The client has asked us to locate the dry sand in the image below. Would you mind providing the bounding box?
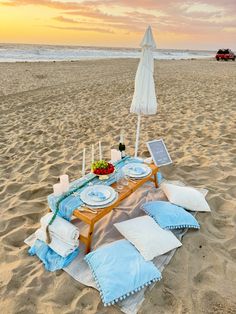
[0,58,236,314]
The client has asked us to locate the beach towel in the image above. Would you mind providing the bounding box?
[40,213,79,246]
[35,229,79,258]
[28,239,79,272]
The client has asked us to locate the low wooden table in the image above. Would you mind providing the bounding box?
[73,164,159,254]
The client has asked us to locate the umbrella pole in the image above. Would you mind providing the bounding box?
[134,115,141,158]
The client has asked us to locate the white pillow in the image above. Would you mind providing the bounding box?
[161,182,211,212]
[114,216,182,261]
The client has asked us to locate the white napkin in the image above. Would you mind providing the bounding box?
[35,229,79,258]
[40,213,79,246]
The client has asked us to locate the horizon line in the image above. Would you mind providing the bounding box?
[0,42,220,52]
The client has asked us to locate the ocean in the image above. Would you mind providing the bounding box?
[0,43,214,62]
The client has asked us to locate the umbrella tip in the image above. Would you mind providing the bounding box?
[140,25,156,48]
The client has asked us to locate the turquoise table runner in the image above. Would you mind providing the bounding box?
[47,157,144,221]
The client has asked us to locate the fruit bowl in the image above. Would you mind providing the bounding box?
[91,160,115,180]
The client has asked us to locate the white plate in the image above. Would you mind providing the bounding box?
[86,185,111,202]
[83,193,119,209]
[122,163,152,178]
[80,185,116,206]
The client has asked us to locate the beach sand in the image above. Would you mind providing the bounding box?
[0,58,236,314]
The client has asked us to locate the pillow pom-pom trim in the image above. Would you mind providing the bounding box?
[142,208,200,230]
[84,255,162,306]
[165,224,200,230]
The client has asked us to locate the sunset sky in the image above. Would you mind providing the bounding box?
[0,0,236,50]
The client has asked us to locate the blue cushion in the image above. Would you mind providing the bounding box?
[84,239,161,306]
[142,201,200,230]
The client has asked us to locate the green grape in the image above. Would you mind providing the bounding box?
[91,160,108,170]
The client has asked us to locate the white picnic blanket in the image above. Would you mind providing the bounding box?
[26,181,204,314]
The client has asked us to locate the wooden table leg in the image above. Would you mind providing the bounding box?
[85,222,95,254]
[154,173,158,188]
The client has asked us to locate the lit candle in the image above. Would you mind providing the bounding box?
[99,141,102,160]
[82,148,86,176]
[91,144,94,164]
[53,183,63,196]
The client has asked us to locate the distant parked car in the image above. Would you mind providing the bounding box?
[215,49,235,61]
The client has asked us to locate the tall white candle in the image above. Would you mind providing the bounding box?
[82,148,86,176]
[91,144,94,164]
[99,141,102,160]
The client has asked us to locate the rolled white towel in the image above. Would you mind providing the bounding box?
[40,213,79,246]
[35,229,79,258]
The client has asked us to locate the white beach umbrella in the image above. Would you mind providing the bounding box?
[130,25,157,157]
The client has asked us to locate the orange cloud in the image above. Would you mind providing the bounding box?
[1,0,89,10]
[53,15,79,24]
[0,0,235,49]
[47,24,114,33]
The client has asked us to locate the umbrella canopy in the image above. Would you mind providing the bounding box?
[130,25,157,115]
[130,26,157,156]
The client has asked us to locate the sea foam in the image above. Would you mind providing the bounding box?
[0,44,214,62]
